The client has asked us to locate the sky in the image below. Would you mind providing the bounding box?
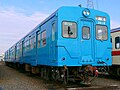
[0,0,120,55]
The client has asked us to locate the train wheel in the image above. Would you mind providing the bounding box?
[41,67,49,80]
[25,64,31,72]
[31,66,39,74]
[46,67,54,80]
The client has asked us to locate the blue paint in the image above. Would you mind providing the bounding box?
[4,6,112,67]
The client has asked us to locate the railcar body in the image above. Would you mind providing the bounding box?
[4,6,112,83]
[111,28,120,76]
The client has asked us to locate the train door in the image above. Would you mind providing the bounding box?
[36,30,40,64]
[79,19,95,63]
[31,34,36,66]
[50,22,56,62]
[20,40,24,64]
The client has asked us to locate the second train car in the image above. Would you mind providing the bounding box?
[4,6,112,83]
[110,27,120,76]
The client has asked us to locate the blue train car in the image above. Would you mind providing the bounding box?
[4,6,112,83]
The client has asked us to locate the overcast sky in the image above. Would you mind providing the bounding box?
[0,0,120,55]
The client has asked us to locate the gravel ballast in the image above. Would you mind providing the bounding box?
[0,62,120,90]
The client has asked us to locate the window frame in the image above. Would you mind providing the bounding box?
[62,21,77,39]
[82,26,90,40]
[96,24,108,41]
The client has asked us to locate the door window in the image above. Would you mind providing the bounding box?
[52,23,55,41]
[82,26,90,39]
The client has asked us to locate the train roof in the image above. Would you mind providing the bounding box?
[24,6,108,37]
[111,27,120,33]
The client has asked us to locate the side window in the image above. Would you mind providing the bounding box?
[24,42,26,52]
[16,44,19,57]
[37,32,41,48]
[42,30,46,47]
[62,21,77,38]
[30,36,36,49]
[26,40,29,51]
[30,37,33,49]
[20,43,22,53]
[18,43,20,54]
[9,50,11,59]
[23,42,25,52]
[115,37,120,49]
[33,36,36,48]
[11,48,12,58]
[52,23,55,41]
[30,37,32,49]
[8,50,10,59]
[82,26,90,39]
[28,39,30,49]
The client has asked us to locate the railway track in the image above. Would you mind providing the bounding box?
[0,62,120,90]
[66,85,119,90]
[27,73,119,90]
[34,75,119,90]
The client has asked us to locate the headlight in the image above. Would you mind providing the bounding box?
[82,8,90,17]
[83,11,90,16]
[96,16,106,21]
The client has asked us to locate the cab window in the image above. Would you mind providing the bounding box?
[62,21,77,38]
[96,25,108,40]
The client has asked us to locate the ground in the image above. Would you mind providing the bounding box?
[0,62,120,90]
